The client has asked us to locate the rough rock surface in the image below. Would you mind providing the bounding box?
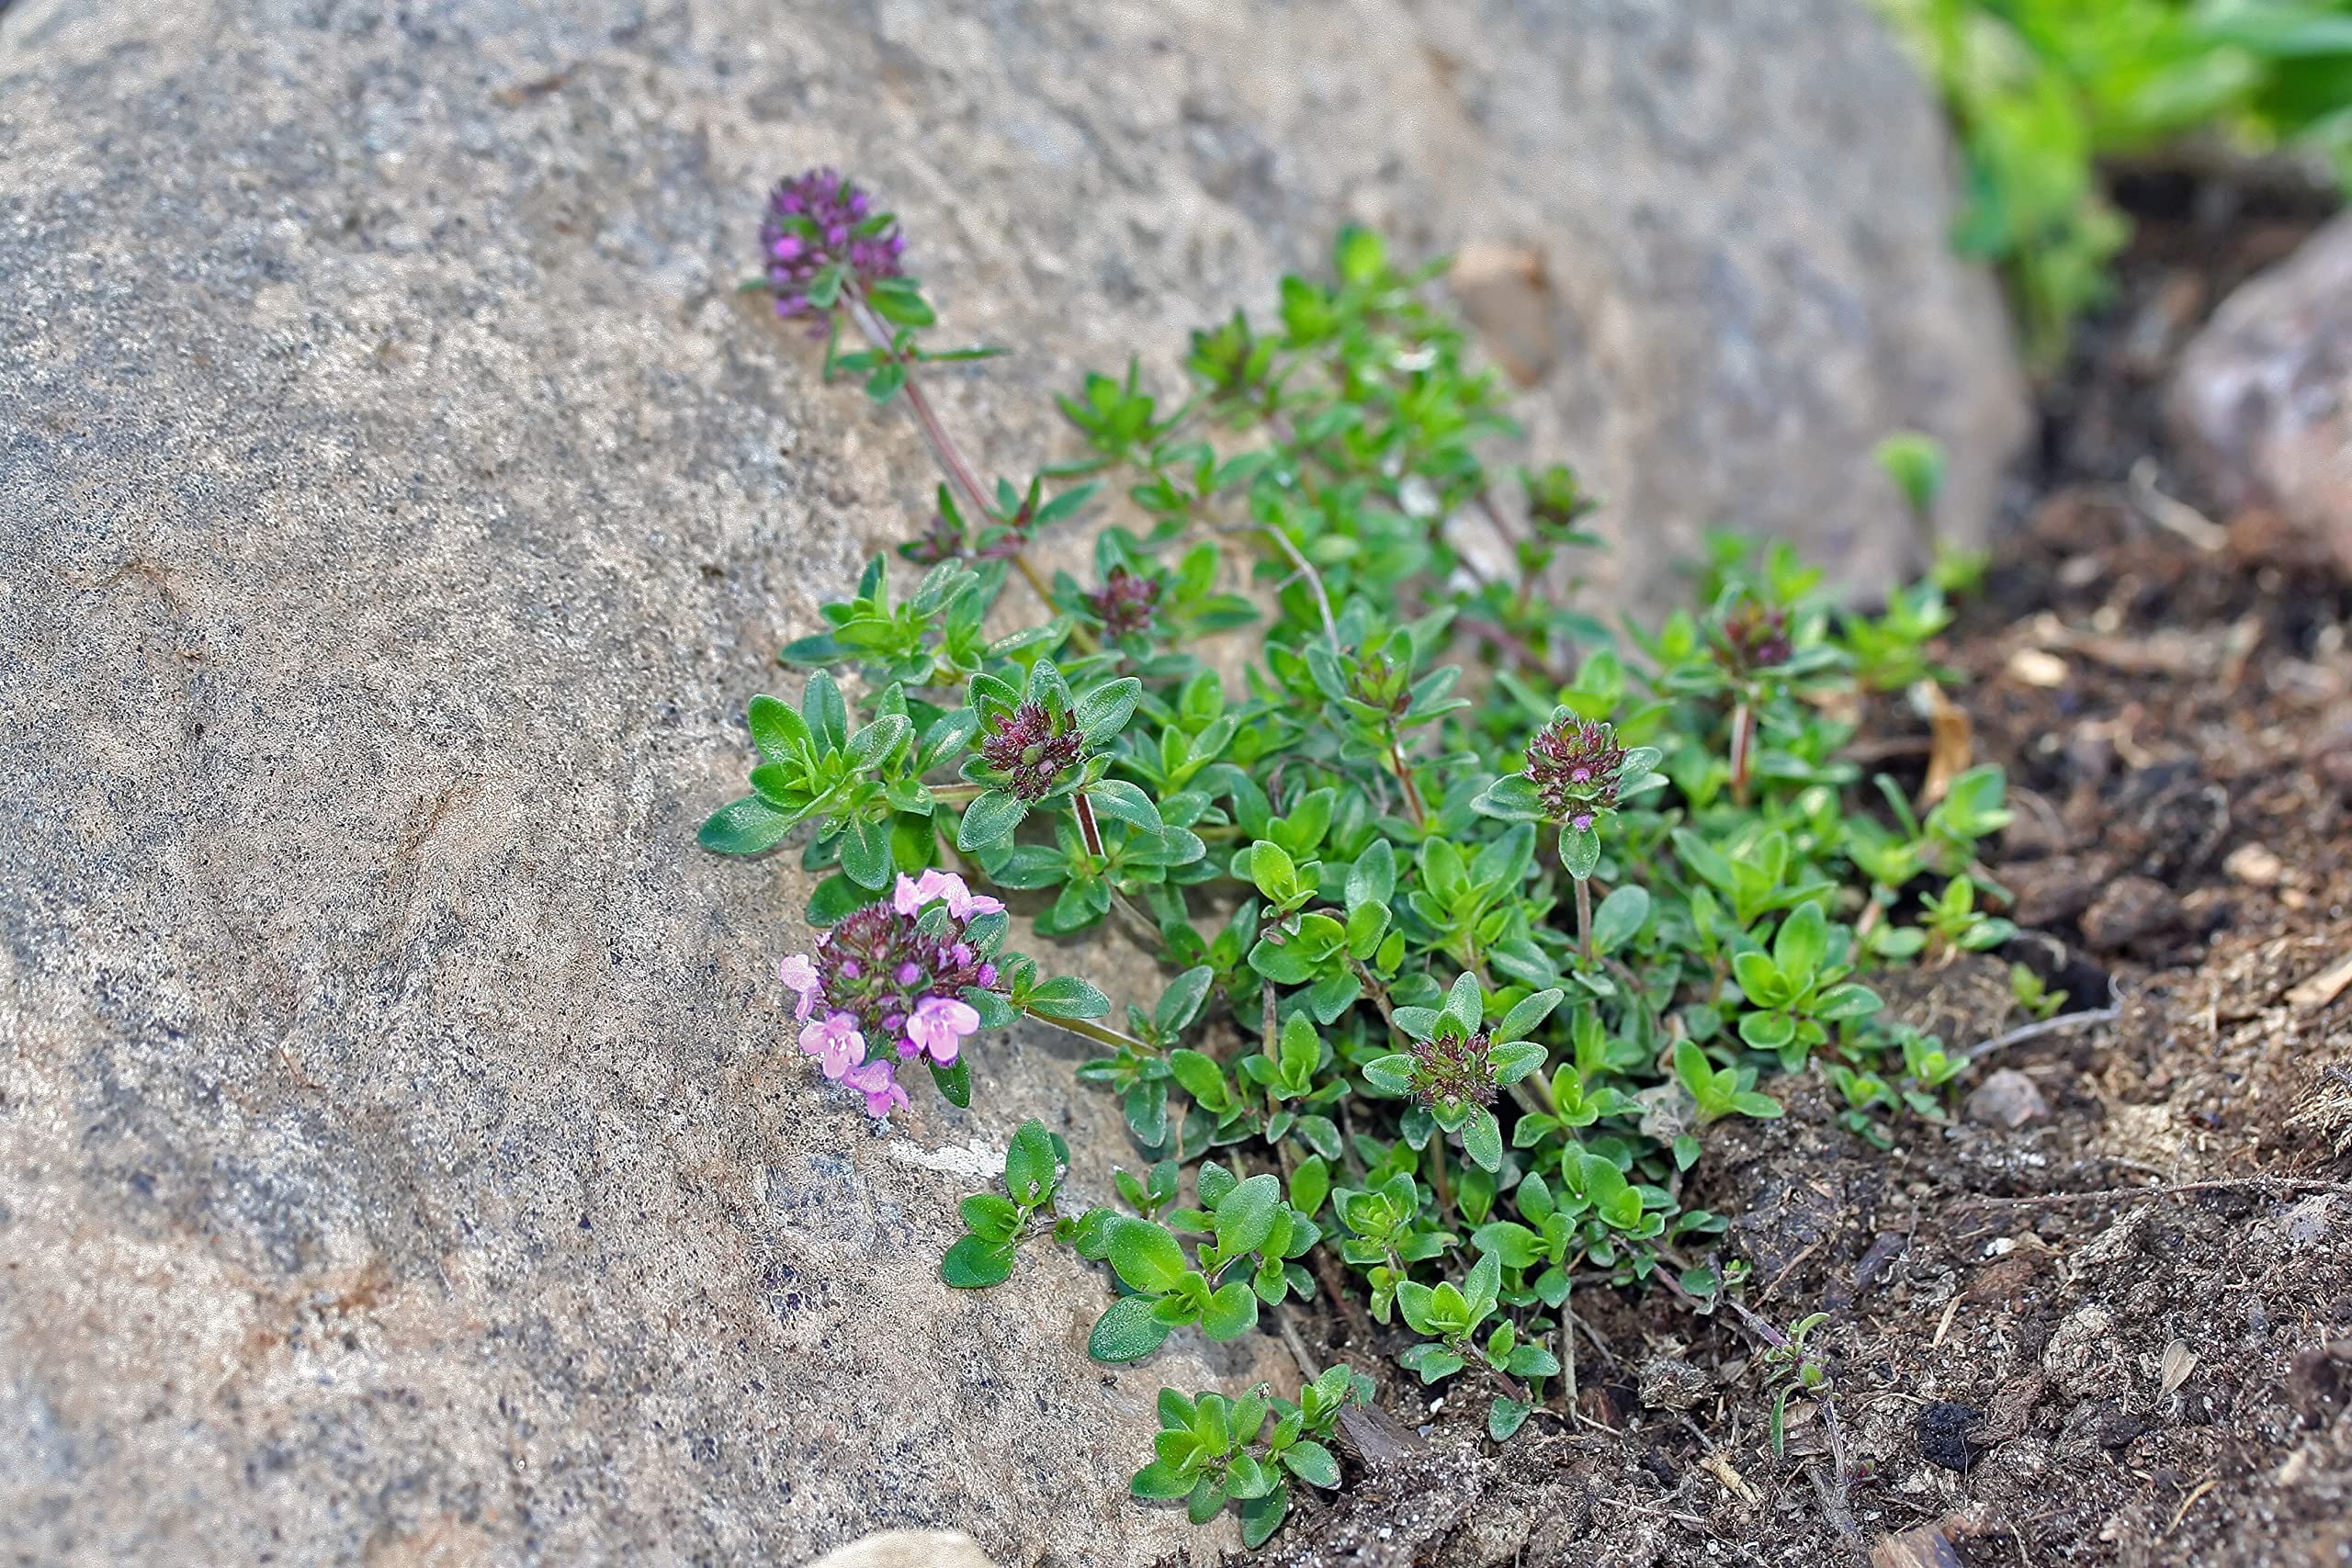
[0,1,2018,1563]
[2171,210,2352,572]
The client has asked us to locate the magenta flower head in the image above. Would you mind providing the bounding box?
[1526,716,1629,833]
[1407,1022,1498,1112]
[1083,566,1163,641]
[760,167,907,333]
[777,868,1008,1118]
[978,701,1089,804]
[1713,595,1792,680]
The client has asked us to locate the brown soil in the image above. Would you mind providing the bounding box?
[1227,175,2352,1567]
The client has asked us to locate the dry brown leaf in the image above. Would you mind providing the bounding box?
[1914,679,1973,807]
[2287,951,2352,1012]
[2161,1337,2199,1395]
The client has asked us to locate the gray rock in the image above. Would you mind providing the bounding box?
[0,1,2018,1563]
[2170,210,2352,571]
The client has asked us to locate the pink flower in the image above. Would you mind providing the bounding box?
[944,879,1004,919]
[778,953,823,1021]
[843,1057,910,1118]
[892,867,1005,922]
[904,994,982,1066]
[893,868,957,917]
[797,1010,865,1080]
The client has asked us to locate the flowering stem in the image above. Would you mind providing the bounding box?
[1023,1005,1150,1055]
[1217,523,1338,649]
[1072,788,1105,859]
[1729,700,1754,807]
[928,783,988,807]
[1573,873,1595,967]
[841,294,1096,653]
[1386,728,1428,830]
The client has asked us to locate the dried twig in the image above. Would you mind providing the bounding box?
[1964,999,2123,1061]
[1957,1175,2352,1211]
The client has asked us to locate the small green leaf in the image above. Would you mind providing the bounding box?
[1487,1395,1533,1441]
[1213,1173,1283,1258]
[1106,1216,1190,1294]
[1589,885,1650,953]
[1027,975,1112,1021]
[1561,828,1602,880]
[1201,1279,1260,1339]
[1238,1484,1289,1548]
[1155,966,1215,1034]
[941,1234,1014,1288]
[1458,1104,1503,1170]
[697,796,793,855]
[956,790,1028,852]
[959,1193,1020,1242]
[1074,678,1143,743]
[1086,778,1162,834]
[865,359,908,404]
[745,693,811,761]
[929,1057,972,1108]
[1003,1119,1059,1204]
[1131,1460,1194,1500]
[1089,1294,1175,1362]
[1282,1439,1341,1489]
[1288,1156,1330,1218]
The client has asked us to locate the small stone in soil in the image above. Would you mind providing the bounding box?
[2080,874,2184,952]
[1917,1401,1984,1471]
[1966,1068,2049,1129]
[1636,1356,1713,1412]
[2225,842,2285,886]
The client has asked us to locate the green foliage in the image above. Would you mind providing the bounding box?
[1760,1310,1835,1457]
[942,1120,1069,1288]
[1874,0,2352,367]
[1131,1365,1369,1546]
[721,223,2028,1551]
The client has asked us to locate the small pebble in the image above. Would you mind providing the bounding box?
[2006,648,2068,688]
[2080,874,2183,952]
[1966,1068,2049,1129]
[2224,842,2284,886]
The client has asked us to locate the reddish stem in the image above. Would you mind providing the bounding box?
[1729,700,1754,807]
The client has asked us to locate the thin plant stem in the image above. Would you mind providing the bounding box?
[840,294,1096,652]
[1387,728,1428,829]
[1072,789,1105,859]
[1728,700,1753,807]
[1217,523,1339,649]
[1573,873,1595,966]
[1022,1005,1149,1055]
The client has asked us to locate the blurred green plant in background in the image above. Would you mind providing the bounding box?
[1874,0,2352,367]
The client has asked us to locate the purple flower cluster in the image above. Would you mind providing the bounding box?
[761,168,907,332]
[779,869,1005,1118]
[1408,1026,1498,1111]
[1526,716,1628,832]
[1713,597,1792,679]
[1083,566,1164,640]
[979,702,1087,803]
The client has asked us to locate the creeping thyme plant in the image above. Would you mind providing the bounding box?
[706,170,2017,1548]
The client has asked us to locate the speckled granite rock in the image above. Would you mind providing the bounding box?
[0,1,2018,1563]
[2170,211,2352,573]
